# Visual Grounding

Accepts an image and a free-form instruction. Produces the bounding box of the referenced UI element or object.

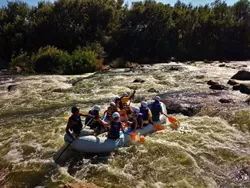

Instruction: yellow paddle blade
[65,116,69,120]
[153,124,165,131]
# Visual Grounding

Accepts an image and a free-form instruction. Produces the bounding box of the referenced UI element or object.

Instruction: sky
[0,0,239,7]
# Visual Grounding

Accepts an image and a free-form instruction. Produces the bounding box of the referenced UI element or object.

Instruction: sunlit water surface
[1,62,250,187]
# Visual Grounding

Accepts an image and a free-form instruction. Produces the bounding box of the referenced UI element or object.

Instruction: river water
[1,62,250,188]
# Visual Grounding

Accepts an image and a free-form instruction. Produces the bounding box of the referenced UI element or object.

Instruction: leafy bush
[32,46,71,74]
[83,42,106,59]
[10,51,33,73]
[69,49,97,74]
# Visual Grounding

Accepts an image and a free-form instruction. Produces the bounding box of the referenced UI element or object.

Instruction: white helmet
[154,96,161,101]
[94,105,101,111]
[112,112,120,119]
[122,92,128,97]
[141,101,147,107]
[133,107,140,114]
[110,102,116,106]
[114,96,120,101]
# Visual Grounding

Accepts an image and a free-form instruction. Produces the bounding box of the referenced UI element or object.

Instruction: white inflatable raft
[54,102,167,162]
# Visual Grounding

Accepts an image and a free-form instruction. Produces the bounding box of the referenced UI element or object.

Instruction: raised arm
[128,90,136,100]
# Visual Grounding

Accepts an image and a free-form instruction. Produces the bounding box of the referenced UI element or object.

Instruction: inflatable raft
[54,102,167,162]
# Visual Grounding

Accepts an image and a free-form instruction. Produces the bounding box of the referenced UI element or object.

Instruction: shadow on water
[63,152,112,176]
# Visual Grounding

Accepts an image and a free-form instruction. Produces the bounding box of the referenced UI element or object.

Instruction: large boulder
[239,84,250,94]
[162,99,202,116]
[231,70,250,80]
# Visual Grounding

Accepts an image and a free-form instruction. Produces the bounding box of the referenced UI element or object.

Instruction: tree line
[0,0,250,74]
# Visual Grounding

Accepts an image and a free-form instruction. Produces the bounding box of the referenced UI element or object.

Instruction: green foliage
[10,51,33,72]
[32,46,70,74]
[1,0,250,73]
[69,49,97,74]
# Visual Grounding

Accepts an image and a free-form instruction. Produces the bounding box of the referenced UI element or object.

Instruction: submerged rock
[245,97,250,105]
[148,88,158,93]
[133,78,145,83]
[7,84,18,92]
[219,63,226,67]
[219,98,233,103]
[209,84,228,90]
[233,84,241,90]
[169,66,180,71]
[227,79,239,86]
[207,80,218,86]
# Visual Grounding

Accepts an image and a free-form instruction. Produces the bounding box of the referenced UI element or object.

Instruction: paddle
[153,123,165,131]
[55,118,93,162]
[163,113,180,129]
[126,132,145,144]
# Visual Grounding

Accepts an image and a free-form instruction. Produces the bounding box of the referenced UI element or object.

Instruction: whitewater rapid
[0,62,250,187]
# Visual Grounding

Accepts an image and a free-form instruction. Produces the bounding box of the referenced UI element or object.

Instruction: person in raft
[150,96,163,122]
[119,90,136,112]
[114,96,128,122]
[103,102,117,121]
[140,101,154,127]
[66,106,94,140]
[115,90,136,122]
[85,105,108,134]
[128,107,143,130]
[114,96,121,109]
[107,112,125,139]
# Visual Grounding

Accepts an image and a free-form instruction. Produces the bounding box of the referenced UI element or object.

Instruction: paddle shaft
[162,113,169,118]
[55,118,92,162]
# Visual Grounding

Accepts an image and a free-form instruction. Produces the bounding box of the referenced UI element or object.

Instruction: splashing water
[1,62,250,187]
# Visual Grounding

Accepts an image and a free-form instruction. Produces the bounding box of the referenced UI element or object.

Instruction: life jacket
[140,107,149,121]
[150,101,162,115]
[69,115,83,134]
[108,121,122,139]
[120,97,129,110]
[136,113,143,126]
[85,109,98,125]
